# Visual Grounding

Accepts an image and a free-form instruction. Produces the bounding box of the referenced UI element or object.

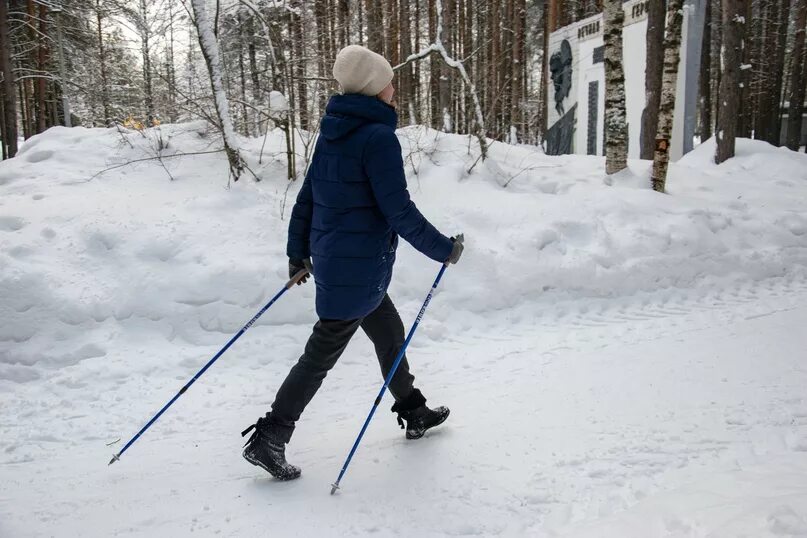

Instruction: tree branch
[391,0,488,160]
[88,149,224,181]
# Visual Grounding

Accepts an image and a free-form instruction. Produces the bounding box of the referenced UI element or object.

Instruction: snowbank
[1,124,806,377]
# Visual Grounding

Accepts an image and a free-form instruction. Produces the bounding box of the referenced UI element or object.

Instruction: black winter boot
[241,417,301,481]
[391,389,450,440]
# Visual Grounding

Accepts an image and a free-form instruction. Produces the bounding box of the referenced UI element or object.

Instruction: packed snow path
[3,274,807,536]
[2,124,807,536]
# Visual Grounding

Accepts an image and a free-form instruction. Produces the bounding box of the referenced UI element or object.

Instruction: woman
[241,45,464,480]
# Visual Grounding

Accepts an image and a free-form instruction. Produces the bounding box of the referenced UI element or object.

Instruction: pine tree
[699,0,713,141]
[786,0,807,150]
[716,0,747,164]
[641,0,666,159]
[0,0,18,158]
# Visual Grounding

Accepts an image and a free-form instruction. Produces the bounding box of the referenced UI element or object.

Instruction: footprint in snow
[0,216,26,232]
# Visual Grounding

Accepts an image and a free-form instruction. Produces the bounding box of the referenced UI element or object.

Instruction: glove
[289,257,312,285]
[446,234,464,265]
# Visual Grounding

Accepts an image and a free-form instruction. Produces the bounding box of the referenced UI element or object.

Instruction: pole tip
[108,453,120,466]
[330,483,339,495]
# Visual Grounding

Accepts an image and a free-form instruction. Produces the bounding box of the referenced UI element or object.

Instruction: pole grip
[285,268,310,289]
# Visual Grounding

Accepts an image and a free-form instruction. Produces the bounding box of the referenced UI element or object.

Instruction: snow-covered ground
[2,123,807,537]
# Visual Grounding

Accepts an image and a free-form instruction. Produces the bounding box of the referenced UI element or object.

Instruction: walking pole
[330,262,449,495]
[108,269,310,466]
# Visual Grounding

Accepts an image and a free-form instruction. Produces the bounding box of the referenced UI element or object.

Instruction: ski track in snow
[1,124,807,536]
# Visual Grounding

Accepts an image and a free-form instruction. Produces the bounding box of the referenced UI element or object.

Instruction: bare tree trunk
[490,0,502,138]
[0,89,6,159]
[167,0,178,123]
[315,0,330,116]
[358,0,364,44]
[414,0,422,117]
[326,0,336,60]
[651,0,684,192]
[438,0,451,131]
[337,0,349,49]
[399,0,414,124]
[786,0,807,149]
[36,3,48,133]
[463,0,474,133]
[500,0,513,138]
[737,0,753,136]
[0,0,18,158]
[604,0,628,174]
[754,0,774,141]
[476,0,487,120]
[25,0,36,136]
[699,0,713,140]
[520,0,528,139]
[139,0,154,124]
[290,2,309,130]
[428,0,439,127]
[716,0,747,163]
[238,13,249,135]
[641,0,666,159]
[95,0,110,125]
[246,15,259,132]
[538,0,549,142]
[713,0,725,134]
[19,79,31,140]
[386,0,400,111]
[769,0,790,144]
[743,0,760,137]
[366,0,384,53]
[548,0,559,32]
[190,0,244,181]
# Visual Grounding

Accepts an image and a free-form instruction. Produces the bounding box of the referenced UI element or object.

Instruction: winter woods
[1,0,805,180]
[0,0,538,162]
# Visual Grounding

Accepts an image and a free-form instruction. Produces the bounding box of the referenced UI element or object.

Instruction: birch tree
[651,0,684,193]
[603,0,628,174]
[190,0,244,182]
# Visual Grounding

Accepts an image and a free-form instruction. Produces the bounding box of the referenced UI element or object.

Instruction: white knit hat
[332,45,394,96]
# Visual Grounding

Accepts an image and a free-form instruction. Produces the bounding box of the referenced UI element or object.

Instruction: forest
[0,0,805,179]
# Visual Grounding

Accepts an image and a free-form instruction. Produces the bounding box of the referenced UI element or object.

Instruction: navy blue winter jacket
[286,94,453,320]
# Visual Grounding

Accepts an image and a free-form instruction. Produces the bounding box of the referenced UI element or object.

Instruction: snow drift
[2,124,806,377]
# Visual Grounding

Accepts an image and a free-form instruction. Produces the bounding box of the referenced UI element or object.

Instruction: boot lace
[241,418,264,447]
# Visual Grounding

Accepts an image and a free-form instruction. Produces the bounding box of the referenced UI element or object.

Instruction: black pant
[267,294,418,443]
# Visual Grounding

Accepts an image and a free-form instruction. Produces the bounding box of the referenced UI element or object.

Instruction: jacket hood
[319,94,398,141]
